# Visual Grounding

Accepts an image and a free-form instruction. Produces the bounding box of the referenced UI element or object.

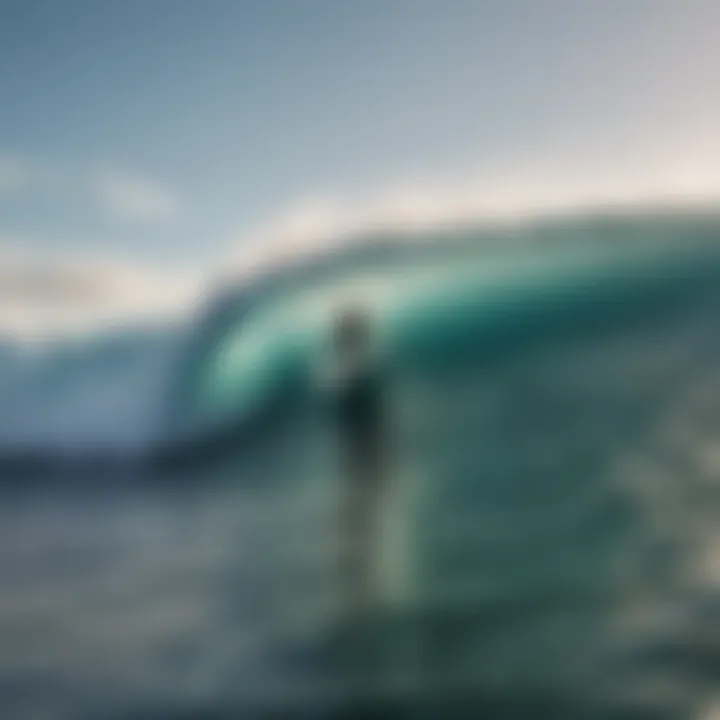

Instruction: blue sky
[1,0,720,315]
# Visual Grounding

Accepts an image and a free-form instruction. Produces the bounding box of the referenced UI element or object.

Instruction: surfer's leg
[344,430,386,614]
[333,421,390,710]
[340,479,373,616]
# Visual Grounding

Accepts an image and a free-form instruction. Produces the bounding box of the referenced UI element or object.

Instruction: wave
[3,206,720,470]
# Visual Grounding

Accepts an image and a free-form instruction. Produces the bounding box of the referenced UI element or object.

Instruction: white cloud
[0,239,204,340]
[95,171,180,224]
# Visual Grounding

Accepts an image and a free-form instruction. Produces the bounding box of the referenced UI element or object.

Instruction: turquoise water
[2,210,720,717]
[189,217,720,429]
[159,212,720,715]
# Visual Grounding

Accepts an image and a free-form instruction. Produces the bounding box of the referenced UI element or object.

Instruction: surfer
[323,304,388,621]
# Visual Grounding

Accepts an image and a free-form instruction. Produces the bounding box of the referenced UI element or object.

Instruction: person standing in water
[323,305,388,622]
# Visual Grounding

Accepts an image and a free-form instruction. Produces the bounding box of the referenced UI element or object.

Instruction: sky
[2,0,720,332]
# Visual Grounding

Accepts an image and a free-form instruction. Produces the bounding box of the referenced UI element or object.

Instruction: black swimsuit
[334,366,385,473]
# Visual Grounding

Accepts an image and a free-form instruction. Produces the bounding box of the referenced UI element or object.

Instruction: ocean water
[1,210,720,718]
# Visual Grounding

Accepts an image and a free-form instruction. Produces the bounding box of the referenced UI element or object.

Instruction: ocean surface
[1,209,720,718]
